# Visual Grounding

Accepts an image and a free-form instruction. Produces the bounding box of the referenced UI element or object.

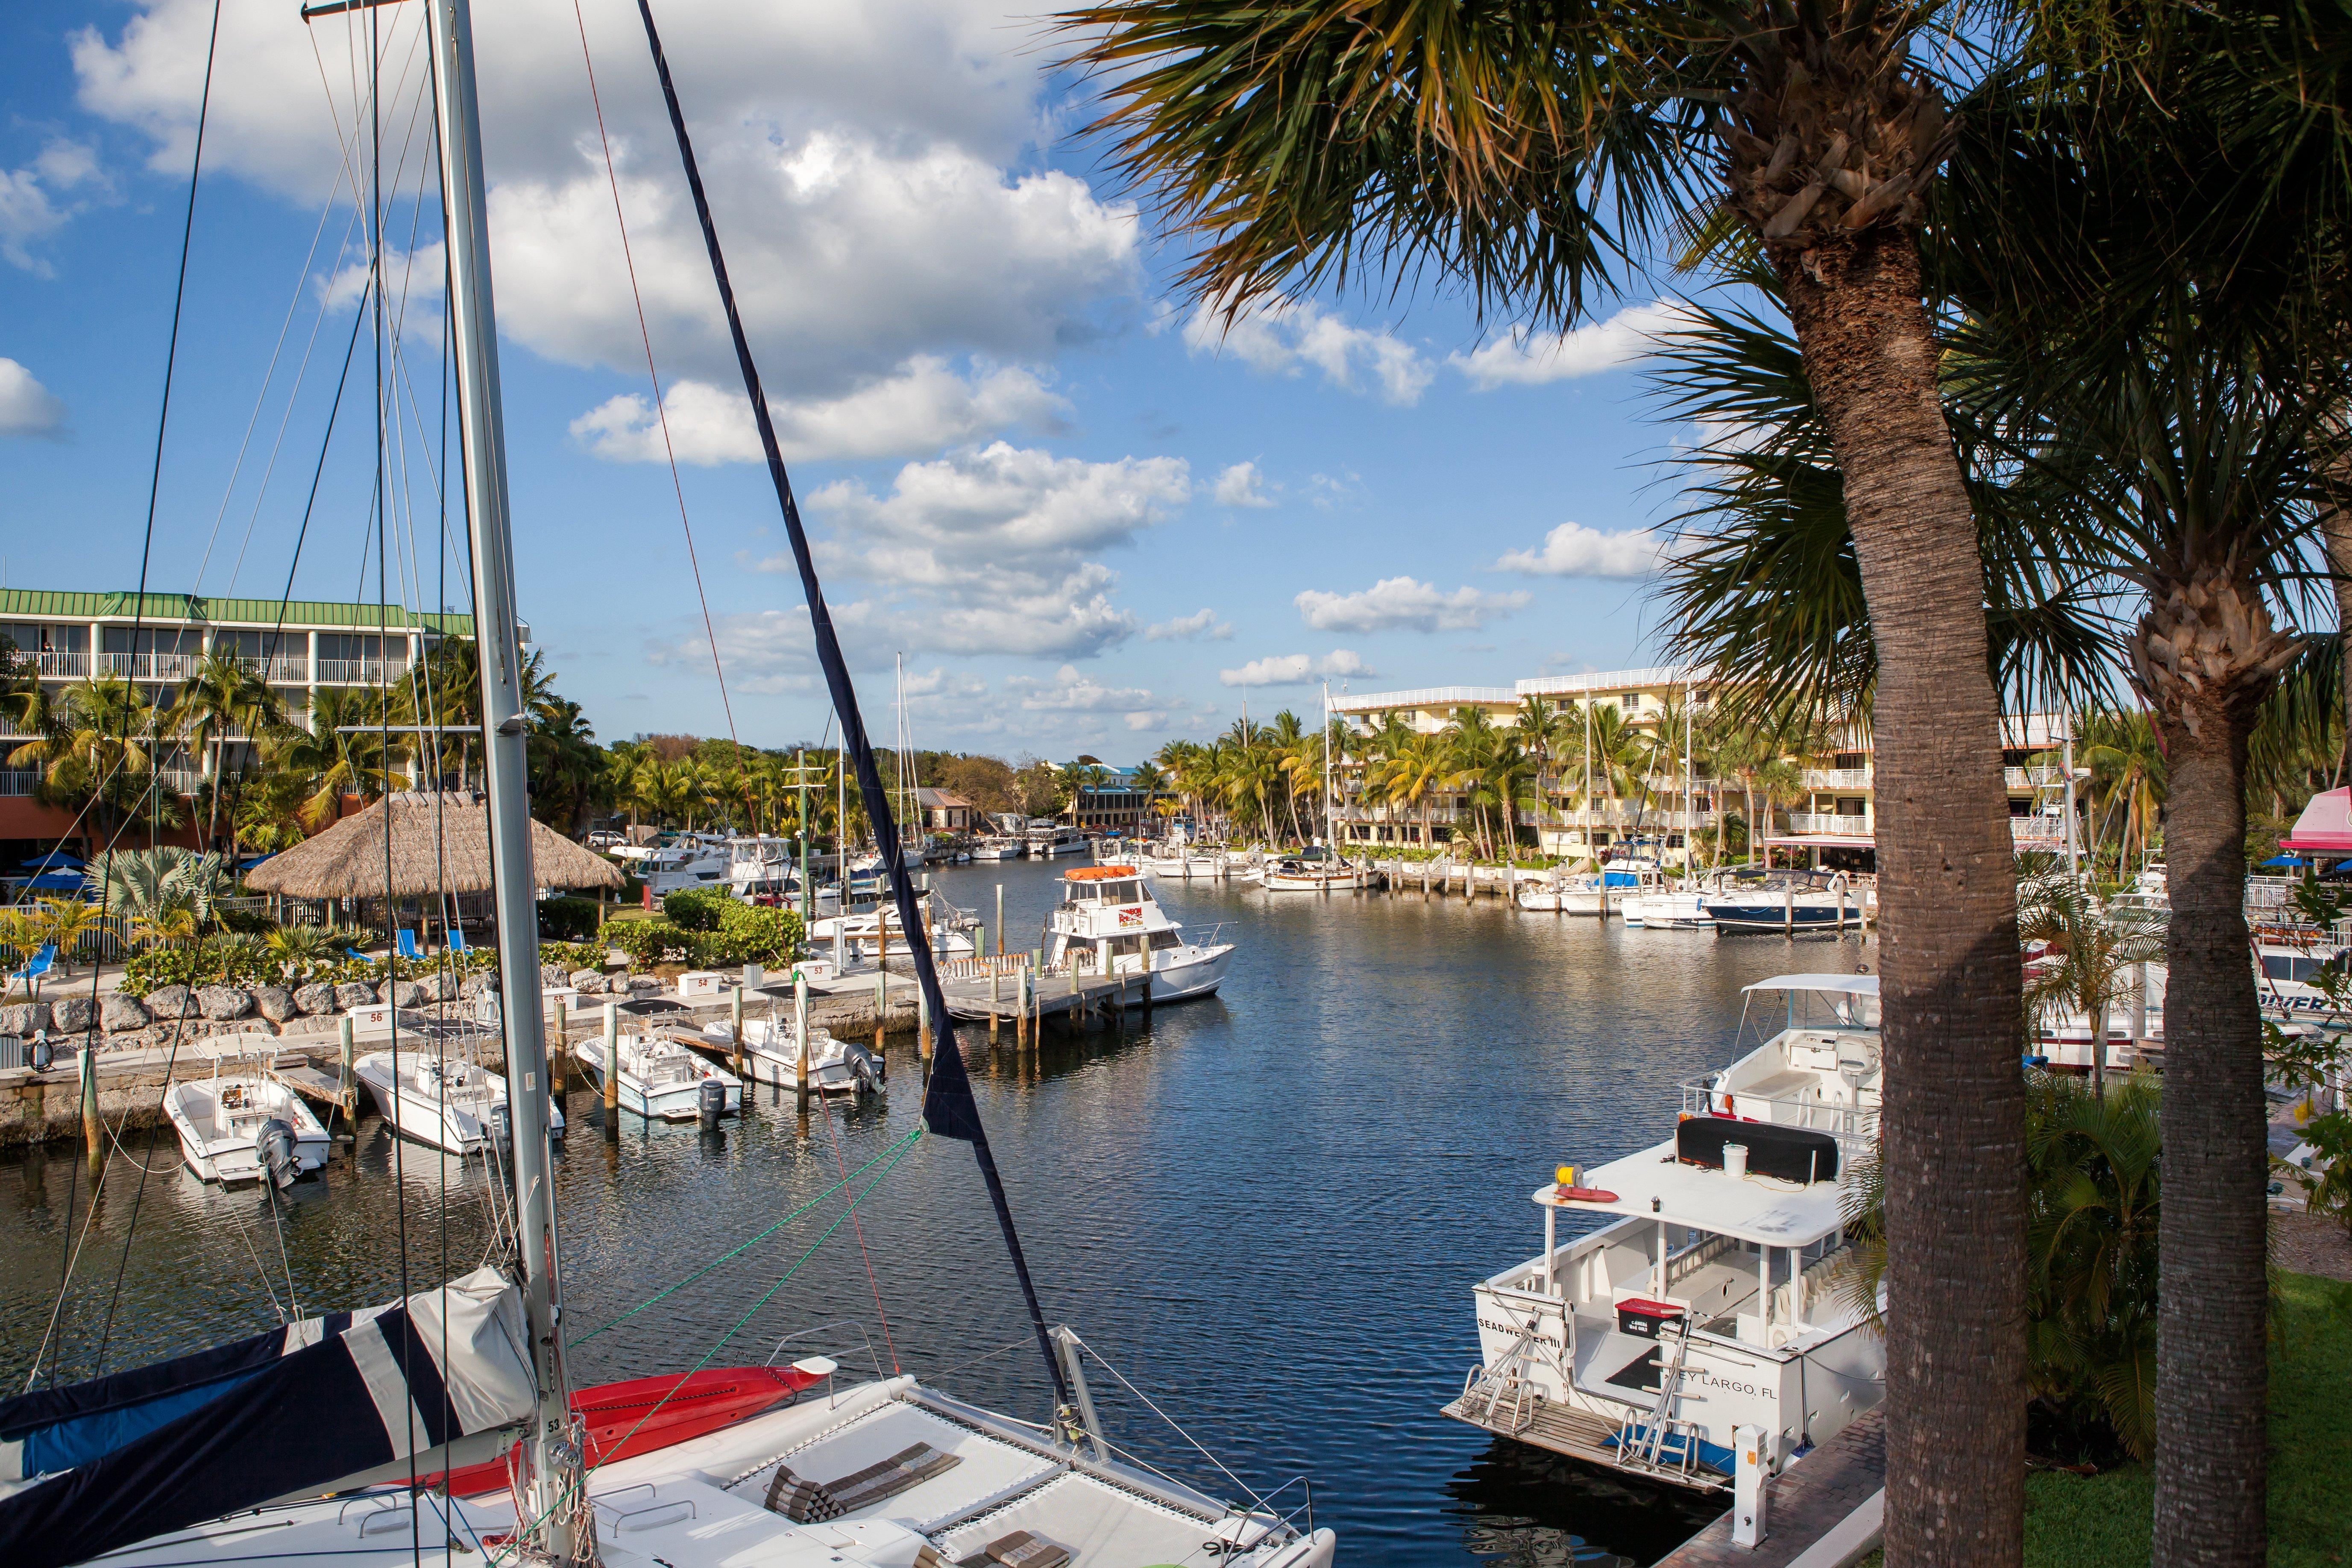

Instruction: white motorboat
[809,901,979,966]
[691,1014,883,1096]
[1136,848,1190,875]
[1263,849,1366,893]
[572,1032,743,1121]
[1621,889,1713,928]
[1044,863,1235,1000]
[1444,973,1885,1492]
[1517,860,1662,914]
[1701,870,1871,934]
[162,1074,330,1187]
[353,1049,559,1156]
[968,836,1024,860]
[634,833,736,895]
[1027,824,1089,857]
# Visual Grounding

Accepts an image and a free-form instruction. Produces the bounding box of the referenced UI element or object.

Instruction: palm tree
[268,687,405,831]
[1378,731,1452,852]
[2018,874,2169,1097]
[2079,712,2166,878]
[1055,6,2036,1528]
[173,648,288,853]
[7,675,185,843]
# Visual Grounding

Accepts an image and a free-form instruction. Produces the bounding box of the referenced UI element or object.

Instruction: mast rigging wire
[630,0,1070,1414]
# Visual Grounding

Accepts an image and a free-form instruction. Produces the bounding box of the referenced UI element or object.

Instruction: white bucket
[1723,1143,1749,1179]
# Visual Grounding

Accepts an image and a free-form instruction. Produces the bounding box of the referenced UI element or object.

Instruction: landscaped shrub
[601,918,685,968]
[599,903,801,970]
[539,939,607,974]
[537,897,601,940]
[118,933,501,998]
[662,888,729,931]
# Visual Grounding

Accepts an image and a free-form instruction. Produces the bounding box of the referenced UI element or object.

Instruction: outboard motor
[848,1045,884,1096]
[491,1101,514,1152]
[697,1078,726,1128]
[255,1117,301,1190]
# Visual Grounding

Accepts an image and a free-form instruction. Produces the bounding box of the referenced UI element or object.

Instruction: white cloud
[1211,460,1276,508]
[0,140,103,273]
[572,358,1067,464]
[1009,665,1173,730]
[1451,299,1692,390]
[0,359,67,438]
[730,442,1188,659]
[1494,522,1665,579]
[73,2,1141,397]
[1183,301,1431,406]
[1294,576,1528,634]
[1219,650,1372,687]
[1144,607,1232,643]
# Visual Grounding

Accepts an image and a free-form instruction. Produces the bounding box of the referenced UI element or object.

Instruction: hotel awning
[2282,787,2352,855]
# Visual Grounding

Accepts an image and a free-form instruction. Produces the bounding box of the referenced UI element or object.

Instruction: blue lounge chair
[395,929,423,962]
[8,943,57,999]
[345,946,371,962]
[446,927,470,955]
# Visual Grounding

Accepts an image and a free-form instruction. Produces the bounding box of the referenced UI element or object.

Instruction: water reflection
[0,856,1871,1565]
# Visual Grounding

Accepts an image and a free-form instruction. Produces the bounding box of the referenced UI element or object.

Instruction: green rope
[483,1127,925,1568]
[574,1125,922,1345]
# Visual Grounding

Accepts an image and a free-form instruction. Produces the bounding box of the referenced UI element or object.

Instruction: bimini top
[1065,865,1138,880]
[1742,973,1880,997]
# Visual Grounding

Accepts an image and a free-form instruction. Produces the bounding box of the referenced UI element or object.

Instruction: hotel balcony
[2003,765,2066,789]
[17,651,93,679]
[2012,816,2068,845]
[314,658,409,685]
[1801,768,1873,790]
[1787,812,1872,835]
[0,769,38,797]
[94,652,205,682]
[264,656,309,682]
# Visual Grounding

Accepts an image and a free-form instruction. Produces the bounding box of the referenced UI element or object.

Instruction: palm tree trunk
[1780,228,2024,1567]
[2133,568,2294,1568]
[1744,779,1757,867]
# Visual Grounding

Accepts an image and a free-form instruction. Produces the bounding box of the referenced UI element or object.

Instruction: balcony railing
[2011,816,2069,845]
[21,651,92,679]
[1787,812,1873,835]
[94,652,204,682]
[315,658,407,684]
[0,769,38,796]
[1802,767,1873,790]
[2004,765,2066,789]
[152,769,203,796]
[265,656,310,682]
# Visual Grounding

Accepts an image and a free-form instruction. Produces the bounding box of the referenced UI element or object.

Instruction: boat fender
[1767,1324,1796,1350]
[255,1117,300,1189]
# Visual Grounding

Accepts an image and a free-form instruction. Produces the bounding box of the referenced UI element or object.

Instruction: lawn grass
[1846,1268,2350,1568]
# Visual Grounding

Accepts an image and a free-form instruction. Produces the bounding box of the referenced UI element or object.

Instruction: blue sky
[0,0,1704,762]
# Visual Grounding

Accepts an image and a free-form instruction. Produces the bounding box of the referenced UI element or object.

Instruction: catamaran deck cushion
[978,1529,1071,1568]
[763,1462,845,1523]
[823,1441,961,1512]
[0,1267,534,1568]
[1675,1115,1840,1184]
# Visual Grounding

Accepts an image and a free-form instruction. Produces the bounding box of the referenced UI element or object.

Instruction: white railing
[2004,766,2065,790]
[18,651,92,679]
[315,658,406,684]
[152,769,203,795]
[1788,812,1872,835]
[264,656,309,682]
[0,770,39,796]
[2011,817,2068,844]
[1802,768,1873,790]
[95,652,203,682]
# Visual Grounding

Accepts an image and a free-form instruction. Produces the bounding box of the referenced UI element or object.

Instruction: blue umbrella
[17,870,84,892]
[2262,854,2308,868]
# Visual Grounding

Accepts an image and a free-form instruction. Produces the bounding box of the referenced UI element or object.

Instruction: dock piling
[873,967,887,1061]
[602,1001,620,1134]
[730,984,746,1076]
[994,884,1004,955]
[989,967,1001,1043]
[79,1035,100,1165]
[337,1014,358,1125]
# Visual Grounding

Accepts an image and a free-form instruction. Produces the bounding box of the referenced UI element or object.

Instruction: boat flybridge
[1044,864,1235,999]
[1443,973,1886,1492]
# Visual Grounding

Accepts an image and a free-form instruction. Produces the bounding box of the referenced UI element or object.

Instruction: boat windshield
[1077,878,1143,904]
[1733,973,1880,1044]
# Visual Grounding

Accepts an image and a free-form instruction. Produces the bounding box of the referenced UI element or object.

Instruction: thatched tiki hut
[245,792,621,930]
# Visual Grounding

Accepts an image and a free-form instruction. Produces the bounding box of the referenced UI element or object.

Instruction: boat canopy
[2282,786,2352,854]
[0,1267,534,1568]
[1531,1144,1848,1249]
[1742,973,1880,997]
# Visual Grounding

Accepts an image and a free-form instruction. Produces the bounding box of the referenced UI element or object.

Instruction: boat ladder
[1457,1361,1540,1436]
[1613,1320,1707,1482]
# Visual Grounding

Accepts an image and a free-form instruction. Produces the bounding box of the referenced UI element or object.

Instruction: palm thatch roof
[243,791,622,900]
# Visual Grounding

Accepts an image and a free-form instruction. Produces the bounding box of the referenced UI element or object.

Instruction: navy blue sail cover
[0,1268,534,1568]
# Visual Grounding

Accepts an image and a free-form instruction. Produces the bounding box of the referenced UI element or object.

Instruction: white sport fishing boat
[162,1074,330,1187]
[572,1032,743,1121]
[1026,822,1088,857]
[1043,864,1235,999]
[0,9,1333,1566]
[691,1014,883,1096]
[1443,973,1886,1492]
[353,1049,560,1155]
[968,835,1024,860]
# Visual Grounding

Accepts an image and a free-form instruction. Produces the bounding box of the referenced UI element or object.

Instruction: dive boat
[1443,973,1886,1492]
[690,1014,883,1096]
[162,1073,330,1187]
[1702,870,1870,934]
[572,1032,743,1121]
[353,1049,560,1156]
[633,834,734,895]
[1043,864,1235,1000]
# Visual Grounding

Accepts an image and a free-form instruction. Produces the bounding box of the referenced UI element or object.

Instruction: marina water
[0,859,1872,1566]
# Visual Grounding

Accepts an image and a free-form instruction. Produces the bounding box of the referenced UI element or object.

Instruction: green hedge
[661,888,729,931]
[540,939,608,974]
[599,902,801,969]
[538,897,602,940]
[119,938,500,998]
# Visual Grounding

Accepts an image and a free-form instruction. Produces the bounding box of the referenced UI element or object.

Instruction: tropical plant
[82,848,231,933]
[267,686,405,830]
[2017,875,2169,1096]
[25,897,102,976]
[6,675,188,840]
[172,649,289,853]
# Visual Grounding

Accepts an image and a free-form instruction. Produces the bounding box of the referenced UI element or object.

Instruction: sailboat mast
[425,0,577,1553]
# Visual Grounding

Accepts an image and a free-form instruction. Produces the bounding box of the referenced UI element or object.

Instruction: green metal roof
[0,589,475,635]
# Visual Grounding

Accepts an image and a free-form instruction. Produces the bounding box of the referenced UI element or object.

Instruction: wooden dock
[1440,1389,1636,1476]
[1653,1408,1886,1568]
